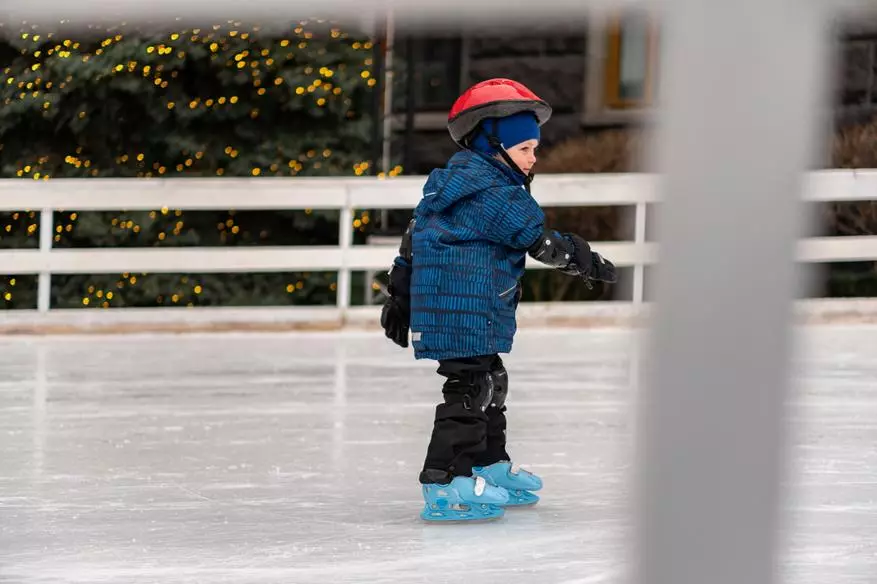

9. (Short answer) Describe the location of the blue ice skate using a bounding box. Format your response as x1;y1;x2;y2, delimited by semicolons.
420;475;510;522
472;461;542;506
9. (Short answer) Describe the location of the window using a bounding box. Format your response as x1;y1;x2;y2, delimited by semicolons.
604;13;658;109
392;38;464;114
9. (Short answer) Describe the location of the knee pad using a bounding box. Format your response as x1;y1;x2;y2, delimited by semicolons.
488;365;508;409
443;373;495;412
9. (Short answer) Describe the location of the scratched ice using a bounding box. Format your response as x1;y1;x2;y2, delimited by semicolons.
1;326;876;583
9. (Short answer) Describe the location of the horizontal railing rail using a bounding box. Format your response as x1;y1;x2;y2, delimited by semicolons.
1;169;876;314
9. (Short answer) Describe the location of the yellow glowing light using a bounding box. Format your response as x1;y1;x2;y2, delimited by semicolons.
194;286;203;294
82;298;90;306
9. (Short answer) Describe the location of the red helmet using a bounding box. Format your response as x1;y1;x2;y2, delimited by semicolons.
447;78;552;147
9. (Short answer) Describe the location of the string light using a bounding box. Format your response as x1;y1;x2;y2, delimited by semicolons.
2;23;375;309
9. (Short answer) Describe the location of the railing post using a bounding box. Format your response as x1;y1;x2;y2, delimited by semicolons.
37;207;53;313
337;196;353;316
633;201;647;305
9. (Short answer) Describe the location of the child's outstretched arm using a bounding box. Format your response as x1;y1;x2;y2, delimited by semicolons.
527;230;617;284
483;186;617;284
482;185;546;250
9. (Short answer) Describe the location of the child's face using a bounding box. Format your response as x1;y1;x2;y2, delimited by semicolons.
503;139;539;175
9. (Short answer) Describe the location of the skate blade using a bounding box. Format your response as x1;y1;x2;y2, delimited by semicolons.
420;513;505;523
499;490;540;507
420;504;505;523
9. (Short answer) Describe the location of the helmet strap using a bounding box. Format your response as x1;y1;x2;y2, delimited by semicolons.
486;134;533;192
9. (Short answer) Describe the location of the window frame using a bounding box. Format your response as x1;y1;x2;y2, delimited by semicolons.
603;13;660;110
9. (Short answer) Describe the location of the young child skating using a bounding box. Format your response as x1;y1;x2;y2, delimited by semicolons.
380;78;617;522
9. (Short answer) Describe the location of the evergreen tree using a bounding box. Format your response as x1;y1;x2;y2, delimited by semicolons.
0;20;389;309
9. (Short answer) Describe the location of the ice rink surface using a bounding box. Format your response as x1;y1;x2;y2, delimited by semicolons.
1;326;876;584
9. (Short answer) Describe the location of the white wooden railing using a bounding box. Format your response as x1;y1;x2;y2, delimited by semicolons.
2;170;877;321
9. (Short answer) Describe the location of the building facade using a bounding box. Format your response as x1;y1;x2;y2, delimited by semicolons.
387;17;877;174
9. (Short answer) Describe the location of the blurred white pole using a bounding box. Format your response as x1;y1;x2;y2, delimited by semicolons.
634;2;832;584
381;9;396;177
380;10;395;230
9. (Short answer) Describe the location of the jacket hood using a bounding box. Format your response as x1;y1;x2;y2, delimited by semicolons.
418;150;525;213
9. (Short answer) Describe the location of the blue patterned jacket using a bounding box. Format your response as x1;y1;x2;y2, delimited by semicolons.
394;150;546;361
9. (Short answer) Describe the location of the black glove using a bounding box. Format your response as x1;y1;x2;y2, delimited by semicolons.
564;233;618;284
380;264;411;348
